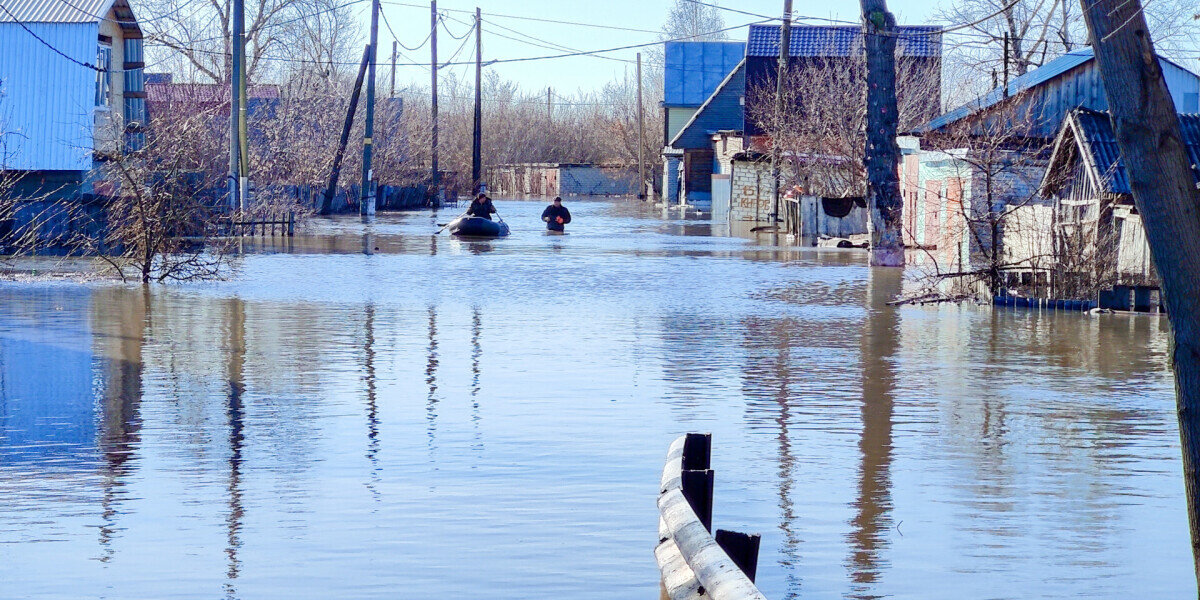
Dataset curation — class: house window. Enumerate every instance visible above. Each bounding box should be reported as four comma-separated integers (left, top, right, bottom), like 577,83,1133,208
95,42,112,107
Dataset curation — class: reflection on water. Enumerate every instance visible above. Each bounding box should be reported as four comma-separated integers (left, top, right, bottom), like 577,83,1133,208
0,198,1189,599
224,298,246,597
849,268,900,599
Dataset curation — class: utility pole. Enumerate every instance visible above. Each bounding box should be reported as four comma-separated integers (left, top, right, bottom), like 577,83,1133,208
636,52,645,199
546,87,552,121
360,0,380,217
1081,0,1200,582
1002,32,1010,98
860,0,904,267
322,46,371,215
390,40,397,98
771,0,792,224
430,0,440,206
228,0,244,211
472,7,482,195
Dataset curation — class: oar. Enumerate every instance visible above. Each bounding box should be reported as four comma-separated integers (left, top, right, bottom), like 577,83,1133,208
435,209,470,235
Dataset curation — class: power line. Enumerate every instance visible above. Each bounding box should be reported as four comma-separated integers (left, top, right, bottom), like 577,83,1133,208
383,1,661,34
439,14,472,39
380,6,432,51
439,16,473,68
0,0,100,71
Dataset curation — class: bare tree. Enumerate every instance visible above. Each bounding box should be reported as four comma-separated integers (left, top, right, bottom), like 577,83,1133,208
140,0,324,83
937,0,1200,99
905,100,1058,300
744,45,940,208
83,99,232,283
661,0,728,41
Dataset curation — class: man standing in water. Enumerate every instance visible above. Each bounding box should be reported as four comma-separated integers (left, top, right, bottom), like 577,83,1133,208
541,197,571,232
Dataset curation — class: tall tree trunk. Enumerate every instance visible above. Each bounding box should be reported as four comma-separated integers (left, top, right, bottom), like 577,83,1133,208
1080,0,1200,587
861,0,904,267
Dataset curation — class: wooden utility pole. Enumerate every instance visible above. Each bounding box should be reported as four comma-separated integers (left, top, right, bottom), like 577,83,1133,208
430,0,440,205
236,0,248,210
321,46,371,215
860,0,904,267
1002,32,1010,97
637,52,646,199
1081,0,1200,582
360,0,380,217
771,0,792,224
472,7,482,195
228,0,244,211
390,40,397,98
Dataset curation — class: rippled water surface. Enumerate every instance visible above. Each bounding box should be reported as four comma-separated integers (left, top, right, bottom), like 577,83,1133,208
0,198,1188,599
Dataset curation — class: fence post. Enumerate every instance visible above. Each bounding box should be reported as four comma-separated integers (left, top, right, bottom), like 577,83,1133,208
715,530,761,582
680,469,714,532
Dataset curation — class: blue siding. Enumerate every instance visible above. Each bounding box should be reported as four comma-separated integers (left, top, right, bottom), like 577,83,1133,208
663,41,744,107
0,22,98,171
670,60,745,150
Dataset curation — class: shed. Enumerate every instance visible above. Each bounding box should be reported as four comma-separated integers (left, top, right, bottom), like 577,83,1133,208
1040,107,1200,295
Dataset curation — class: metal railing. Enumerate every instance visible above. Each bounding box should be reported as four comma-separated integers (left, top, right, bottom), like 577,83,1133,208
656,433,765,600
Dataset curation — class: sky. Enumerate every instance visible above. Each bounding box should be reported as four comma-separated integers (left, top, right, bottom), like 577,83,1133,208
367,0,940,96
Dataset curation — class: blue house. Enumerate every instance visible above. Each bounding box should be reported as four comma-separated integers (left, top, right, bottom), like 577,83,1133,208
665,25,941,209
0,0,145,239
661,41,744,206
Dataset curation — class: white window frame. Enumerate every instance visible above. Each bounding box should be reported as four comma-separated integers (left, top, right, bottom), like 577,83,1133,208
95,42,112,109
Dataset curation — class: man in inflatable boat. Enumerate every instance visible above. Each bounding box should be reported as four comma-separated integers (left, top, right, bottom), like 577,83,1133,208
466,193,497,220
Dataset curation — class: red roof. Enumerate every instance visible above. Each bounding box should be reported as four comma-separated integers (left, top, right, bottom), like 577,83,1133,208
146,83,281,104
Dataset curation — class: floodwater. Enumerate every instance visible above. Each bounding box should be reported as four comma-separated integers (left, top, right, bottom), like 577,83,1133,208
0,197,1189,599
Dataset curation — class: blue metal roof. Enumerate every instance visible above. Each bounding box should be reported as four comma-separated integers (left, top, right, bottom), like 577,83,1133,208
922,47,1200,133
664,41,745,107
0,22,99,171
746,24,942,58
1069,108,1200,195
0,0,113,23
923,49,1095,132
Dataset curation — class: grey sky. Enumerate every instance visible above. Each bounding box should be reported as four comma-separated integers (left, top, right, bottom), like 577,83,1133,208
368,0,939,96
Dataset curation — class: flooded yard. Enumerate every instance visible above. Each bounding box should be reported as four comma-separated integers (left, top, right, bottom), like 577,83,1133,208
0,197,1189,598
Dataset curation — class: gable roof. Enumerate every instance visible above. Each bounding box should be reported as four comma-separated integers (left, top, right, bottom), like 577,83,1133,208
746,23,942,58
920,47,1200,133
1044,107,1200,196
669,58,745,149
664,41,746,107
0,0,114,23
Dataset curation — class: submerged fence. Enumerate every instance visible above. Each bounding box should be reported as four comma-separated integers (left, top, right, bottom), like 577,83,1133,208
656,433,764,600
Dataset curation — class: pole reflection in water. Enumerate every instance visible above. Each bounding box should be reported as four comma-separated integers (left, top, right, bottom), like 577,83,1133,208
847,267,901,598
96,287,148,563
740,315,802,598
224,298,247,599
470,306,483,452
426,305,439,455
363,304,381,500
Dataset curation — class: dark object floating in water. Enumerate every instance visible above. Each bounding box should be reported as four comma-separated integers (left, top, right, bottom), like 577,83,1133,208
447,216,510,238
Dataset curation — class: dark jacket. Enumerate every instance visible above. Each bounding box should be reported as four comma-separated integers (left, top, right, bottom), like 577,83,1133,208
467,198,497,220
541,204,571,231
